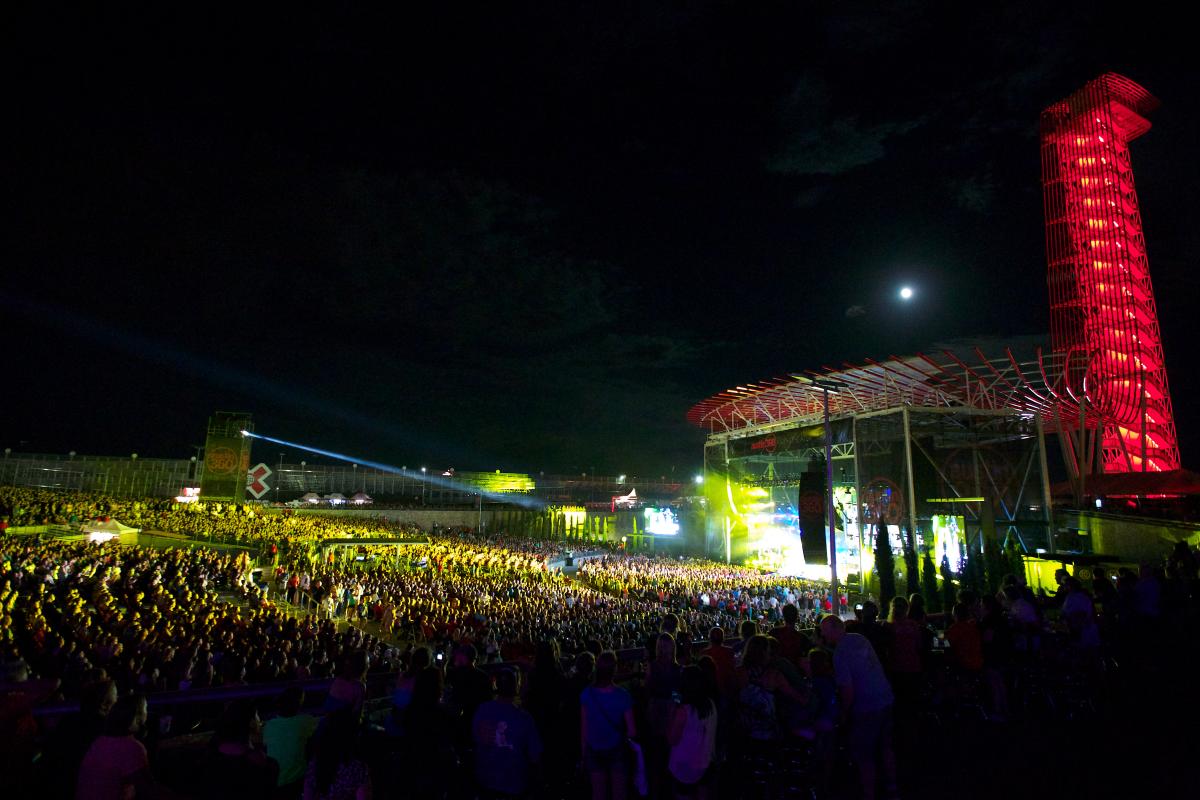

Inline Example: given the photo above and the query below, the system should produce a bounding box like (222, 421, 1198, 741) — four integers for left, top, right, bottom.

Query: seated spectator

(473, 668, 543, 798)
(263, 686, 319, 792)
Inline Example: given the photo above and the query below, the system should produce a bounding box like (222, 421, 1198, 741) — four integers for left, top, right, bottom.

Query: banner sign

(246, 463, 273, 499)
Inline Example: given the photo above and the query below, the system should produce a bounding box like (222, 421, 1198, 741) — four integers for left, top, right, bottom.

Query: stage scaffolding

(693, 347, 1071, 568)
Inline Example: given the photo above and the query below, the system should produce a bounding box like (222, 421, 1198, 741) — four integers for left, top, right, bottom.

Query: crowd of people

(3, 485, 1200, 798)
(1, 486, 426, 555)
(579, 554, 836, 618)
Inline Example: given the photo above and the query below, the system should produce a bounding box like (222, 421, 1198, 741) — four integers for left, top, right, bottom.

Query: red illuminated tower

(1041, 74, 1180, 473)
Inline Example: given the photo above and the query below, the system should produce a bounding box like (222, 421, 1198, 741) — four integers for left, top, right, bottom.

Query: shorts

(847, 705, 894, 764)
(585, 743, 629, 773)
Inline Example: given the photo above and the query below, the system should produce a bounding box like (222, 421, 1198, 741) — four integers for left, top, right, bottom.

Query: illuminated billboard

(931, 514, 964, 569)
(643, 507, 680, 536)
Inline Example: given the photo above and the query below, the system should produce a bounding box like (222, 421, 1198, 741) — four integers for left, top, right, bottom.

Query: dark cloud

(955, 171, 998, 213)
(845, 304, 867, 319)
(766, 75, 926, 177)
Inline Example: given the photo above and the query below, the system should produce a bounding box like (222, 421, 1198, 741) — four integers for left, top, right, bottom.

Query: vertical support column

(1037, 416, 1056, 554)
(853, 417, 865, 588)
(724, 440, 731, 563)
(824, 388, 838, 613)
(902, 408, 919, 545)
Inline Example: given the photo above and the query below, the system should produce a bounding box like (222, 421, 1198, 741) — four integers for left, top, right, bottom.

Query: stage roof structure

(688, 346, 1096, 438)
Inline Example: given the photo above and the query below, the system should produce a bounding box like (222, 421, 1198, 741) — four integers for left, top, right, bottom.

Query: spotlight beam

(241, 430, 545, 509)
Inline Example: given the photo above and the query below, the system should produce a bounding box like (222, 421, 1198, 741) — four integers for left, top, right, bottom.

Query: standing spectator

(303, 710, 371, 800)
(769, 604, 811, 667)
(446, 644, 493, 745)
(581, 651, 636, 800)
(325, 651, 368, 720)
(1061, 578, 1101, 651)
(400, 667, 456, 798)
(524, 640, 567, 789)
(40, 677, 117, 798)
(667, 665, 718, 800)
(819, 615, 897, 800)
(734, 635, 804, 744)
(699, 628, 736, 702)
(263, 686, 319, 793)
(473, 668, 543, 799)
(76, 693, 155, 800)
(645, 632, 682, 798)
(562, 651, 595, 776)
(847, 601, 890, 663)
(883, 596, 924, 715)
(202, 699, 279, 800)
(945, 603, 984, 674)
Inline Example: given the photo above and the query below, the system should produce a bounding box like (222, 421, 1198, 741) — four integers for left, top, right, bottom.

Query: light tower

(1041, 73, 1180, 472)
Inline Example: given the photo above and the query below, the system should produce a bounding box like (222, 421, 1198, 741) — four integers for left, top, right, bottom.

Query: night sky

(6, 3, 1199, 477)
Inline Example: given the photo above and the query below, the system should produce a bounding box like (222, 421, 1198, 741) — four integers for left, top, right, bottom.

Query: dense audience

(1, 486, 424, 554)
(2, 485, 1200, 799)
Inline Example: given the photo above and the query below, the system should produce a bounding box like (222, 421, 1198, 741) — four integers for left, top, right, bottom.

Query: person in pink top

(76, 693, 154, 800)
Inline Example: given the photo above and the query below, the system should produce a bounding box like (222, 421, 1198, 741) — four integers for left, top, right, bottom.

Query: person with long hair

(563, 651, 596, 775)
(525, 639, 567, 789)
(581, 651, 636, 800)
(400, 666, 456, 798)
(645, 632, 682, 798)
(667, 665, 718, 800)
(303, 709, 370, 800)
(734, 635, 804, 743)
(388, 647, 431, 736)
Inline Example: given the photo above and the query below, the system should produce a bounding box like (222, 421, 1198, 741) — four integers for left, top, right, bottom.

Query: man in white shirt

(820, 615, 898, 800)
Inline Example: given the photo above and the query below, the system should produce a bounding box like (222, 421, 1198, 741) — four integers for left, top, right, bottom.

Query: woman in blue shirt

(580, 651, 637, 800)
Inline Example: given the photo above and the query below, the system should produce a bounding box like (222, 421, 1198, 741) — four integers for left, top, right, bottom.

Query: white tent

(351, 492, 373, 505)
(613, 488, 638, 508)
(325, 493, 347, 505)
(80, 518, 140, 544)
(300, 492, 323, 504)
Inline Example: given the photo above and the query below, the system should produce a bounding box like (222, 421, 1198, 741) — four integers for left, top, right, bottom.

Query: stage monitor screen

(643, 507, 680, 536)
(931, 514, 964, 570)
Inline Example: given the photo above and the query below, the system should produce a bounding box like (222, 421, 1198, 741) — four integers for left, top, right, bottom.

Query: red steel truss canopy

(1041, 73, 1180, 473)
(687, 346, 1096, 435)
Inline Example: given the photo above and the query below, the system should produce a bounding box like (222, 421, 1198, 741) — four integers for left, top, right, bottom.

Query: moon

(899, 286, 914, 300)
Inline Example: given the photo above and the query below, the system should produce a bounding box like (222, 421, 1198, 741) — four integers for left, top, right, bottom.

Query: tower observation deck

(1040, 73, 1180, 472)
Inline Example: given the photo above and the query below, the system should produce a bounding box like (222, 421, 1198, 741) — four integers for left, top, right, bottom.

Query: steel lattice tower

(1041, 73, 1180, 473)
